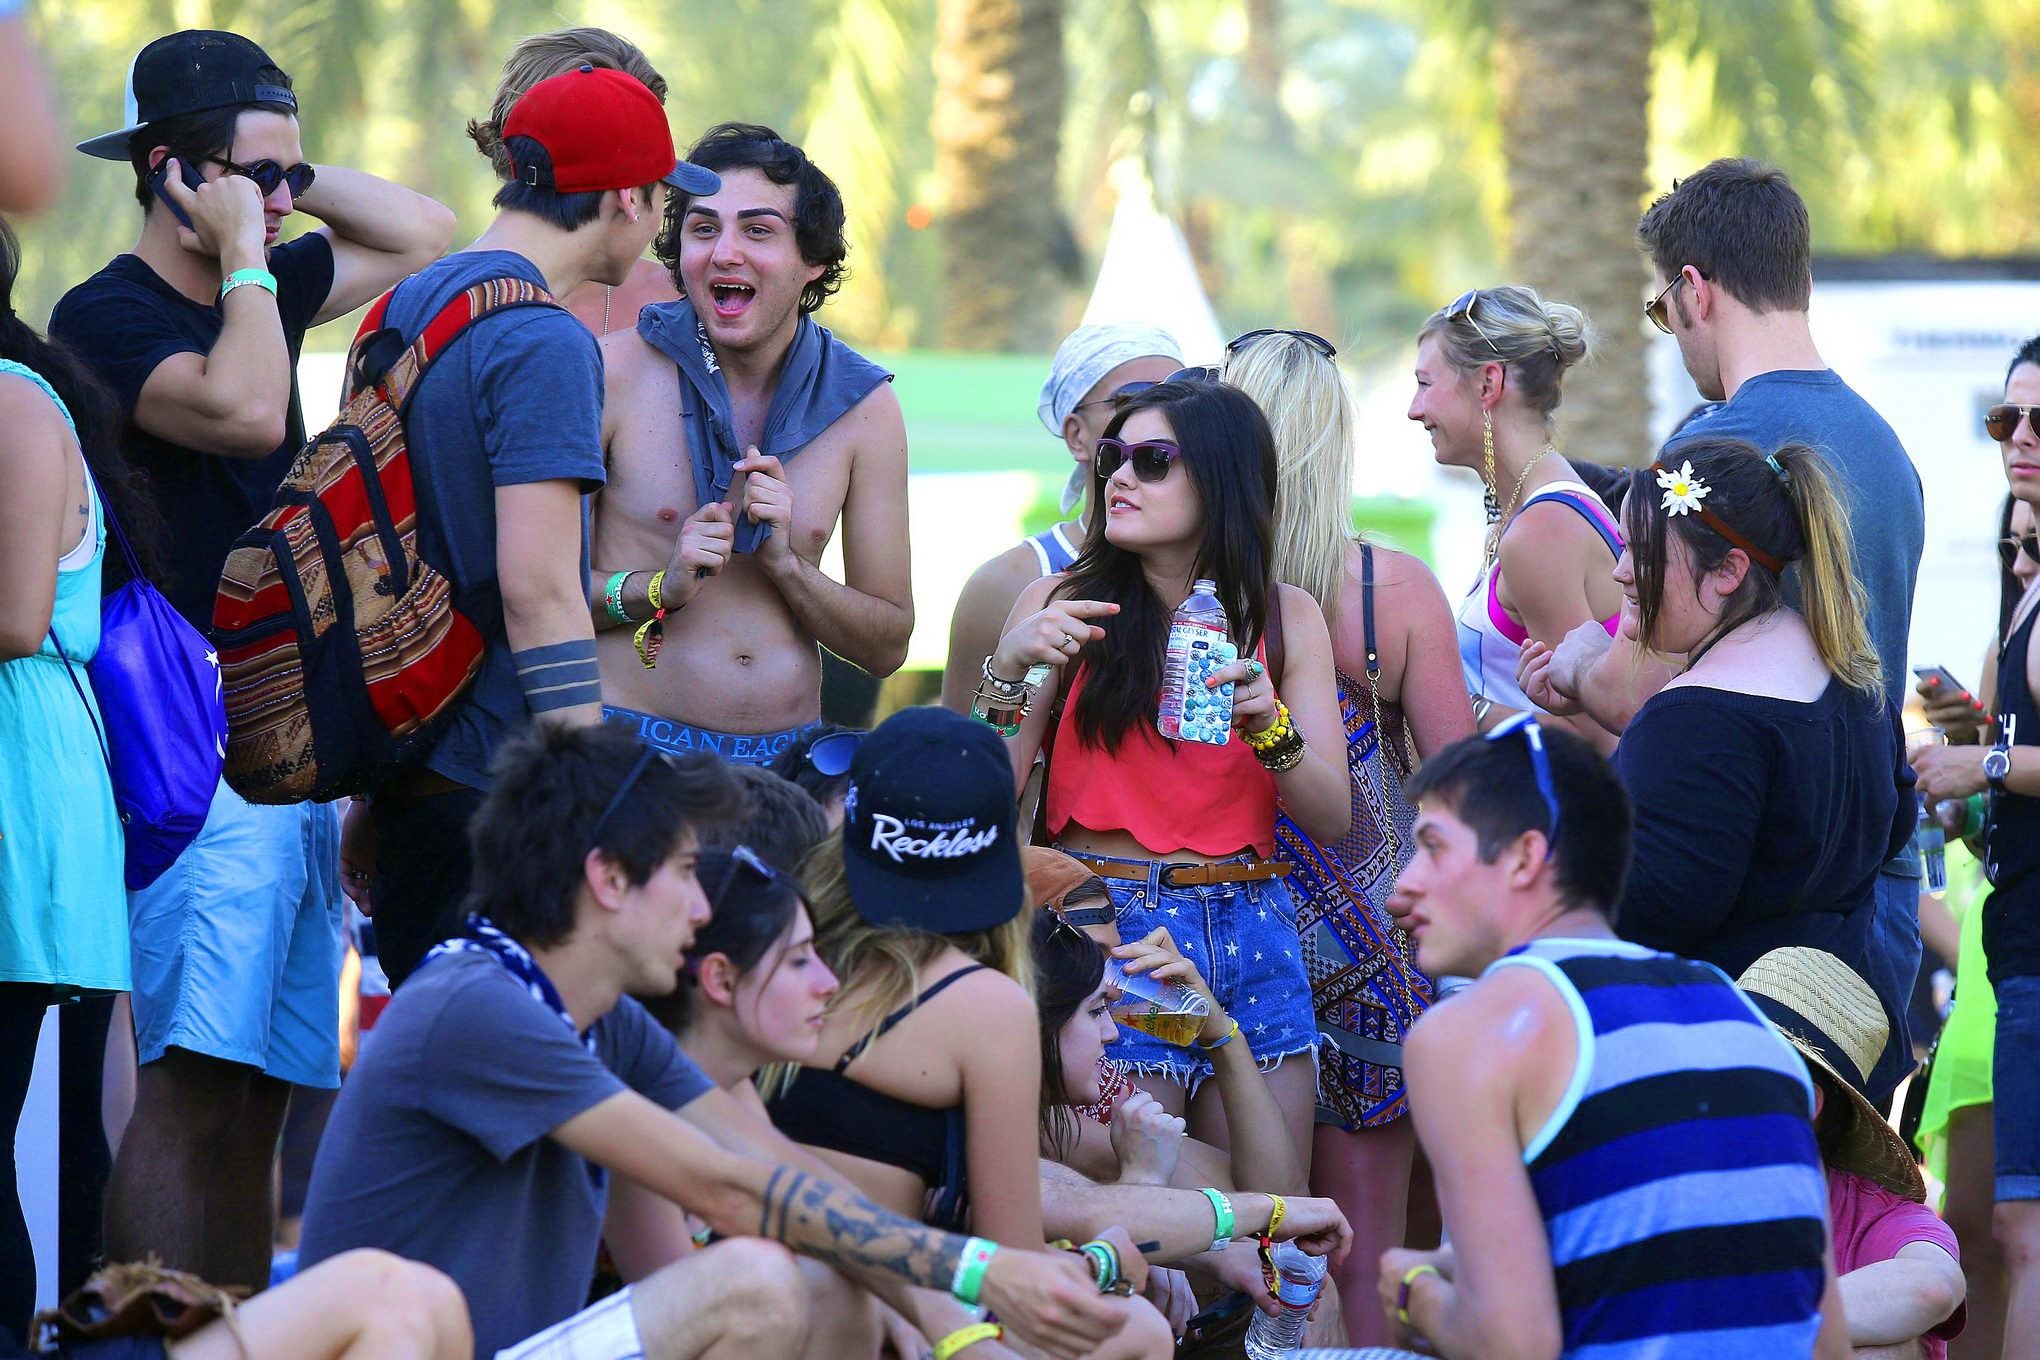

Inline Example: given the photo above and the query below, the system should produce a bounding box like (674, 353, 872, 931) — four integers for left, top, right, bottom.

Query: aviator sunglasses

(1644, 268, 1712, 335)
(805, 730, 863, 777)
(210, 155, 316, 200)
(1986, 404, 2040, 443)
(1094, 436, 1184, 484)
(1226, 328, 1337, 360)
(1446, 289, 1504, 359)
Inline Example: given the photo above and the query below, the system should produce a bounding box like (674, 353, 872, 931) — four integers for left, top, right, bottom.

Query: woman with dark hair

(988, 378, 1349, 1169)
(1604, 434, 1913, 1076)
(0, 217, 141, 1330)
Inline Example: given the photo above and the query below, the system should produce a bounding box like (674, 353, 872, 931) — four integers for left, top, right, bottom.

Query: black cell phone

(1913, 665, 1968, 695)
(148, 157, 206, 230)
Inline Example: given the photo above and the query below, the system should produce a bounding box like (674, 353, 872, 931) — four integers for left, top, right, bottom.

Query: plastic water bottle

(1244, 1241, 1330, 1357)
(1157, 579, 1230, 742)
(1915, 797, 1948, 894)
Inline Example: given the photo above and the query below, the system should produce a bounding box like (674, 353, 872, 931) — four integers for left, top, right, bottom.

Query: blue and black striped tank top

(1487, 937, 1827, 1359)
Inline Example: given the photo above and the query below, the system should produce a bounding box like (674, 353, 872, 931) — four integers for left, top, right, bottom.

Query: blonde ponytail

(1773, 444, 1882, 694)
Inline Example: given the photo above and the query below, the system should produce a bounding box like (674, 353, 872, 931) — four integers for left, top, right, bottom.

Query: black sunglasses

(1095, 437, 1184, 484)
(590, 746, 666, 847)
(1226, 328, 1337, 360)
(211, 156, 316, 200)
(1986, 404, 2040, 443)
(1485, 712, 1560, 857)
(1073, 380, 1161, 414)
(2001, 531, 2040, 572)
(806, 730, 862, 778)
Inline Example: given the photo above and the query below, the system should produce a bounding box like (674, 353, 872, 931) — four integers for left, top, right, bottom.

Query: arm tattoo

(758, 1165, 966, 1293)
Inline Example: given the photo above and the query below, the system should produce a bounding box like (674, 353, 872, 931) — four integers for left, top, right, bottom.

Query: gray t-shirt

(1665, 368, 1924, 713)
(297, 950, 711, 1356)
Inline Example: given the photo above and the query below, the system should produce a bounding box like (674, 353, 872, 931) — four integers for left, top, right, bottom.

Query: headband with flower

(1647, 458, 1785, 573)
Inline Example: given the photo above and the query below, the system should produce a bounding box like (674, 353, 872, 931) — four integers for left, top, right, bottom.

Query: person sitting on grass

(296, 723, 1127, 1360)
(1741, 948, 1968, 1360)
(1377, 721, 1849, 1360)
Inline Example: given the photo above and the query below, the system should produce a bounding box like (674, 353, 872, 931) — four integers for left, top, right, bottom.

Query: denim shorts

(1074, 848, 1318, 1087)
(1995, 974, 2040, 1201)
(126, 777, 343, 1087)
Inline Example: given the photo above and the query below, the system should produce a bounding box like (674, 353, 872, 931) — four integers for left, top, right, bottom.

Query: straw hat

(1738, 947, 1924, 1202)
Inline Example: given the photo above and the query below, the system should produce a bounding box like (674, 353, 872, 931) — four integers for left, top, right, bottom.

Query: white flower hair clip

(1655, 460, 1710, 516)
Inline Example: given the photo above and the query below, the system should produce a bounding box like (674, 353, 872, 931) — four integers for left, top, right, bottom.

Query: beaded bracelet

(1256, 730, 1307, 773)
(1244, 700, 1293, 751)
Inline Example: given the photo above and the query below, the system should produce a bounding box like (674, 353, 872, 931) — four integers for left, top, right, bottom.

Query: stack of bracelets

(1244, 699, 1307, 772)
(1046, 1237, 1135, 1297)
(970, 657, 1047, 737)
(603, 568, 672, 669)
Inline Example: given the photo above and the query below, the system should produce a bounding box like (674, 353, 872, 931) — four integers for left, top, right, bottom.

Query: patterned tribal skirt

(1274, 674, 1432, 1129)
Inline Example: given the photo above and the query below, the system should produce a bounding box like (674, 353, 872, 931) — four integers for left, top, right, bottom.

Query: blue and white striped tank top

(1487, 937, 1827, 1359)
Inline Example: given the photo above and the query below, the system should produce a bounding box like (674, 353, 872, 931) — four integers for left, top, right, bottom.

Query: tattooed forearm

(758, 1165, 966, 1294)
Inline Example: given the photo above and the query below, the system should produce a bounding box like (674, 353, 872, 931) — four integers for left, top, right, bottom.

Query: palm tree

(932, 0, 1074, 351)
(1494, 0, 1654, 465)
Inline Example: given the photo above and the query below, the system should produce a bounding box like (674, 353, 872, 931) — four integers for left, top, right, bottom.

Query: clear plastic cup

(1102, 955, 1211, 1046)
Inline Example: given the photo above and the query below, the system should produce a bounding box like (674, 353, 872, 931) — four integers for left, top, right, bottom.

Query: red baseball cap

(502, 66, 719, 196)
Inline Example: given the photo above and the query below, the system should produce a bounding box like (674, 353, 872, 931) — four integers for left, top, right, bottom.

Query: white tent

(1079, 157, 1226, 366)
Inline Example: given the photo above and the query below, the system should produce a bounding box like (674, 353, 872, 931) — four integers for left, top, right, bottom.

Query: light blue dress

(0, 358, 128, 994)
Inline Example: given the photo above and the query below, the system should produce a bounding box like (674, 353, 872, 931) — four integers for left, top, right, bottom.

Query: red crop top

(1045, 663, 1278, 858)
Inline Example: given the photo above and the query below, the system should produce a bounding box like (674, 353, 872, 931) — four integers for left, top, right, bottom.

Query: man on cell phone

(592, 123, 911, 766)
(50, 29, 455, 1290)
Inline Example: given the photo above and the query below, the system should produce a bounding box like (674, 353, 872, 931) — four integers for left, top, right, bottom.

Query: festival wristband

(1079, 1239, 1124, 1293)
(1199, 1187, 1234, 1252)
(646, 569, 667, 613)
(512, 640, 602, 713)
(603, 572, 633, 626)
(1196, 1018, 1240, 1051)
(1397, 1262, 1441, 1327)
(950, 1236, 998, 1306)
(932, 1323, 1003, 1360)
(219, 267, 279, 302)
(1264, 1193, 1286, 1240)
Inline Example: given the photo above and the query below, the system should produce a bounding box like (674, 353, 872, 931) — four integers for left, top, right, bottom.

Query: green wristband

(1199, 1187, 1234, 1252)
(219, 267, 278, 302)
(604, 571, 633, 625)
(951, 1236, 998, 1306)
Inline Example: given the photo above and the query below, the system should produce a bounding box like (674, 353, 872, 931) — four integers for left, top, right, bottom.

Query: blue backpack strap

(1521, 490, 1623, 558)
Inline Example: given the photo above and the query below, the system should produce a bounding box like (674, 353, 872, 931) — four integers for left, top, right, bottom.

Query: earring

(1481, 409, 1499, 524)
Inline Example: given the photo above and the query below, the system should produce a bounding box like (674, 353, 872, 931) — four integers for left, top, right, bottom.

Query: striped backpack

(213, 277, 557, 804)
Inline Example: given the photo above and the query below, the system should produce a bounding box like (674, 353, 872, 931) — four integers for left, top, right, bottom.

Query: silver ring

(1061, 632, 1077, 651)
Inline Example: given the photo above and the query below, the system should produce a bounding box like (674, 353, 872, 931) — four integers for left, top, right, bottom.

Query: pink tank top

(1045, 662, 1278, 858)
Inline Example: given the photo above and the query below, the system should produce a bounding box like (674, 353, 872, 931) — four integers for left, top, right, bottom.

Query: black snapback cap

(79, 30, 296, 161)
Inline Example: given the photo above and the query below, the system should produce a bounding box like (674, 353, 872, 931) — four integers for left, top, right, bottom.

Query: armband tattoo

(513, 640, 602, 713)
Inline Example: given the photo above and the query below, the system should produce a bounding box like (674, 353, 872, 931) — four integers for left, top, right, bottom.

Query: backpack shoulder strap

(369, 278, 559, 407)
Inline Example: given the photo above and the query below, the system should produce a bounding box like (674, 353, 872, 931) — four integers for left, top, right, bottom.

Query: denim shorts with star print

(1074, 847, 1319, 1088)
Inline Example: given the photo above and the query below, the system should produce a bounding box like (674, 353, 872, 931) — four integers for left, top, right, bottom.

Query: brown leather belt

(1068, 852, 1291, 888)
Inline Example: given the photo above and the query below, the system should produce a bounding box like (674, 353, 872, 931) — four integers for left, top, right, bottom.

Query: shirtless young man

(940, 323, 1182, 712)
(595, 122, 911, 765)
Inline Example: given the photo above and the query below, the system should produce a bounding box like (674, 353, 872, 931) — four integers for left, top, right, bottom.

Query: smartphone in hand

(1913, 665, 1968, 695)
(147, 157, 206, 230)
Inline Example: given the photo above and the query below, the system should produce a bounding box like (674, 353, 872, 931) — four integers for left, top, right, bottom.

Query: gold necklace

(1483, 446, 1555, 570)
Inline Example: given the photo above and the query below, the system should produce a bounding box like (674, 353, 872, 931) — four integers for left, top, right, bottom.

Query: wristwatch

(1985, 742, 2012, 794)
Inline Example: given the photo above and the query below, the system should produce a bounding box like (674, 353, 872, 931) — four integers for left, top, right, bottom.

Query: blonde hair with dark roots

(1416, 284, 1592, 419)
(1623, 437, 1880, 693)
(1223, 332, 1358, 626)
(797, 838, 1035, 1053)
(469, 28, 669, 181)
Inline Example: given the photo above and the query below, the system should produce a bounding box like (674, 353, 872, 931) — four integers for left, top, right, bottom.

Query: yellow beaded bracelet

(1245, 700, 1293, 750)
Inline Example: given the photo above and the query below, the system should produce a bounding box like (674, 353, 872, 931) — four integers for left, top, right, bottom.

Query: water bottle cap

(1192, 578, 1219, 593)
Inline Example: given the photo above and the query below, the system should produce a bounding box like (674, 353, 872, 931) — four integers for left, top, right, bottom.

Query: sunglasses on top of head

(708, 843, 777, 906)
(1446, 289, 1504, 359)
(210, 156, 316, 200)
(1986, 404, 2040, 443)
(1095, 436, 1184, 484)
(1485, 712, 1560, 858)
(805, 730, 862, 778)
(1226, 328, 1337, 360)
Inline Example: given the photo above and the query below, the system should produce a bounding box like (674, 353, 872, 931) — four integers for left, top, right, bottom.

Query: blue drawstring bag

(52, 505, 226, 890)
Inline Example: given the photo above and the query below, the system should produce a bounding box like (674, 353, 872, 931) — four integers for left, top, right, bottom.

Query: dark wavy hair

(644, 847, 809, 1033)
(654, 122, 848, 315)
(126, 64, 296, 210)
(1, 220, 161, 578)
(2000, 337, 2040, 643)
(1032, 912, 1109, 1159)
(1058, 380, 1277, 752)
